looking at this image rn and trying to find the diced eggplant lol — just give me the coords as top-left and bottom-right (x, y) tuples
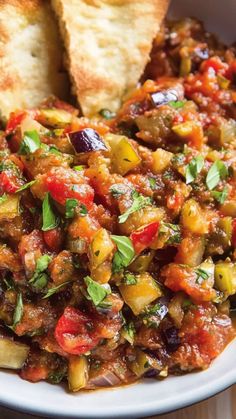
(89, 228), (114, 269)
(127, 348), (162, 377)
(215, 262), (236, 296)
(38, 109), (73, 128)
(119, 272), (162, 315)
(129, 250), (155, 273)
(181, 199), (208, 235)
(0, 338), (29, 369)
(68, 356), (88, 392)
(69, 128), (107, 153)
(0, 194), (20, 221)
(151, 148), (173, 174)
(105, 133), (141, 175)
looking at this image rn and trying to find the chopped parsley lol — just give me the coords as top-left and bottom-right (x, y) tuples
(80, 204), (88, 216)
(211, 186), (228, 204)
(185, 155), (204, 184)
(169, 100), (185, 109)
(42, 193), (59, 231)
(123, 272), (137, 285)
(29, 254), (52, 289)
(122, 321), (135, 345)
(42, 281), (70, 299)
(111, 235), (135, 273)
(65, 198), (78, 219)
(148, 177), (157, 190)
(84, 276), (110, 306)
(206, 160), (228, 190)
(99, 109), (116, 119)
(16, 180), (36, 193)
(110, 184), (126, 199)
(118, 190), (152, 223)
(18, 130), (41, 155)
(12, 293), (23, 328)
(195, 268), (210, 284)
(0, 193), (8, 204)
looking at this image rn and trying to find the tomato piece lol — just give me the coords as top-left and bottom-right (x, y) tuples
(200, 57), (228, 75)
(130, 222), (159, 254)
(6, 109), (38, 134)
(54, 307), (99, 355)
(0, 170), (22, 193)
(225, 59), (236, 81)
(43, 227), (64, 252)
(162, 263), (216, 302)
(44, 168), (94, 208)
(232, 219), (236, 248)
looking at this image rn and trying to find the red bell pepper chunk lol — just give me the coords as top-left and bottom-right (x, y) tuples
(0, 171), (22, 193)
(130, 221), (159, 254)
(43, 227), (64, 252)
(54, 307), (99, 355)
(232, 219), (236, 248)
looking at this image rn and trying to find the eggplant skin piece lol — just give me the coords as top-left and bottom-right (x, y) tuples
(0, 338), (29, 369)
(0, 0), (69, 117)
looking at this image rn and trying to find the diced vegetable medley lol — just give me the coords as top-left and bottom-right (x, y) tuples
(0, 18), (235, 391)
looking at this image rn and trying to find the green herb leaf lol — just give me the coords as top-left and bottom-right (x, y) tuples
(42, 193), (59, 231)
(110, 184), (126, 199)
(12, 293), (23, 328)
(99, 109), (116, 119)
(159, 222), (181, 245)
(49, 145), (61, 155)
(0, 193), (8, 204)
(211, 186), (228, 204)
(122, 321), (135, 345)
(206, 160), (228, 190)
(80, 204), (88, 216)
(185, 155), (204, 184)
(148, 177), (157, 190)
(123, 272), (137, 285)
(29, 254), (52, 289)
(111, 235), (135, 273)
(118, 191), (152, 224)
(42, 281), (70, 299)
(16, 180), (36, 193)
(18, 130), (41, 155)
(169, 100), (185, 109)
(195, 268), (210, 284)
(73, 165), (84, 171)
(84, 276), (109, 306)
(65, 198), (78, 219)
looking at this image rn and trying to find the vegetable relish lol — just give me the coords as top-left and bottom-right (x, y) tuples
(0, 18), (236, 391)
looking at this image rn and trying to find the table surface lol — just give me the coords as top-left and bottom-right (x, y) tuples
(0, 385), (235, 419)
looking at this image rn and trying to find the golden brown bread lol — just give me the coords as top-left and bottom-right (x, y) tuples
(51, 0), (169, 116)
(0, 0), (69, 117)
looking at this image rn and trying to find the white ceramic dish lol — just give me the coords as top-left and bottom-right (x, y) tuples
(0, 0), (236, 417)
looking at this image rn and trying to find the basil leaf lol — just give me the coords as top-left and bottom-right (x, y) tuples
(169, 100), (185, 109)
(0, 193), (8, 204)
(42, 281), (70, 299)
(206, 160), (228, 190)
(12, 293), (23, 328)
(118, 191), (152, 223)
(84, 276), (109, 306)
(16, 180), (36, 193)
(212, 186), (228, 204)
(42, 193), (59, 231)
(123, 272), (137, 285)
(29, 254), (52, 289)
(65, 198), (78, 219)
(80, 204), (88, 216)
(185, 155), (204, 184)
(18, 130), (41, 155)
(111, 235), (135, 273)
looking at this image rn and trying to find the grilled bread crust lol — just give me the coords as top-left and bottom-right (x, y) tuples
(0, 0), (69, 117)
(51, 0), (169, 116)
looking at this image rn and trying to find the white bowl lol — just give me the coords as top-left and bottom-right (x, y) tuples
(0, 0), (236, 417)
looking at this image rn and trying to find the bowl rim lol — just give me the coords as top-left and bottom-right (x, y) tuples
(0, 339), (235, 418)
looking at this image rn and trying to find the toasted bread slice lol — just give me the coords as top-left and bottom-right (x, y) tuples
(0, 0), (69, 117)
(51, 0), (169, 116)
